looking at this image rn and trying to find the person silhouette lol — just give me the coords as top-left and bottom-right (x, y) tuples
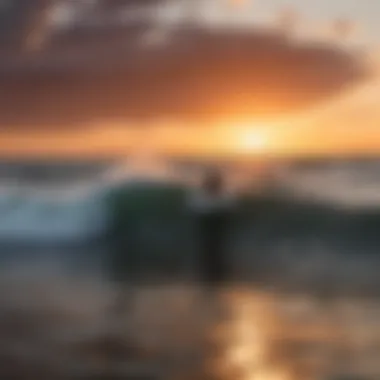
(187, 167), (236, 378)
(188, 167), (235, 288)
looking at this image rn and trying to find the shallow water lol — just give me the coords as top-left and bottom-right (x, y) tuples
(0, 163), (379, 379)
(0, 244), (379, 380)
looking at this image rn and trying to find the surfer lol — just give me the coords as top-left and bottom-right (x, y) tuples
(188, 167), (235, 379)
(188, 167), (235, 288)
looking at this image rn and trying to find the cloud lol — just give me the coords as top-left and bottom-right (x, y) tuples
(303, 75), (380, 131)
(0, 1), (370, 129)
(330, 18), (357, 40)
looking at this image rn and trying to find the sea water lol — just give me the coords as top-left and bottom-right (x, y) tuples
(0, 157), (379, 379)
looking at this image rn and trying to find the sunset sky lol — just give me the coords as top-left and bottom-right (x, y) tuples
(1, 0), (379, 158)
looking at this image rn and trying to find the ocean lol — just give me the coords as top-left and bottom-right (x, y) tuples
(0, 157), (379, 379)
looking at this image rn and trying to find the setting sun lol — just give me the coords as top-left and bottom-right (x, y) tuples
(217, 124), (273, 156)
(240, 131), (268, 151)
(234, 127), (270, 153)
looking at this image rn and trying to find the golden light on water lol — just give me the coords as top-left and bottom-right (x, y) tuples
(219, 290), (292, 380)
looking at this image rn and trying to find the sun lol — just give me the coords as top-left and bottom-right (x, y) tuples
(240, 131), (267, 150)
(219, 123), (272, 155)
(236, 128), (269, 153)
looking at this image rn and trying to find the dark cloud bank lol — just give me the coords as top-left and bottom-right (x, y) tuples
(0, 0), (370, 129)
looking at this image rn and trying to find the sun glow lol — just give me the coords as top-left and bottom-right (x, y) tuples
(240, 131), (268, 151)
(232, 125), (271, 153)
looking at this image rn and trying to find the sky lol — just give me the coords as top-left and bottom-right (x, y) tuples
(0, 0), (379, 158)
(170, 0), (379, 46)
(250, 0), (379, 42)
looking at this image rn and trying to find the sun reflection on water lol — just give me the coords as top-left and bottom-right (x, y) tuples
(198, 290), (283, 380)
(220, 290), (291, 380)
(204, 286), (380, 380)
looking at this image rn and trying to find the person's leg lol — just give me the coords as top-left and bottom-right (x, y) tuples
(197, 215), (233, 380)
